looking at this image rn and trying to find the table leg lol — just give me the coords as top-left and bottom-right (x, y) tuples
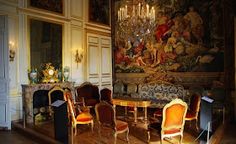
(113, 105), (116, 115)
(144, 107), (148, 124)
(134, 106), (137, 124)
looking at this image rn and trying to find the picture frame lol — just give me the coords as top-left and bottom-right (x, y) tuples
(29, 0), (63, 15)
(89, 0), (110, 26)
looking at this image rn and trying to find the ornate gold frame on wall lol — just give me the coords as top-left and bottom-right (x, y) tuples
(88, 0), (111, 26)
(115, 72), (225, 88)
(28, 0), (64, 16)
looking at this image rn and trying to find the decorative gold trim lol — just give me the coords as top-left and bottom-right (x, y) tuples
(27, 0), (65, 16)
(85, 28), (111, 37)
(27, 16), (64, 70)
(88, 0), (111, 27)
(18, 8), (70, 22)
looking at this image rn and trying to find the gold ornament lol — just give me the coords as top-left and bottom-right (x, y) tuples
(42, 63), (59, 83)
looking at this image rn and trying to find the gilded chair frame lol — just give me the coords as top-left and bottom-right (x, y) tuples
(67, 94), (94, 135)
(161, 98), (188, 144)
(95, 101), (129, 144)
(148, 99), (187, 144)
(48, 86), (65, 116)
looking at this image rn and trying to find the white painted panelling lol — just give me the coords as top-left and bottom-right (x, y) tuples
(89, 77), (100, 84)
(101, 38), (110, 45)
(10, 96), (23, 121)
(8, 16), (18, 92)
(88, 45), (99, 75)
(88, 36), (99, 44)
(0, 103), (7, 124)
(87, 34), (112, 89)
(0, 80), (7, 93)
(0, 15), (10, 129)
(71, 27), (84, 84)
(101, 47), (111, 74)
(71, 20), (83, 27)
(71, 0), (83, 19)
(101, 77), (111, 83)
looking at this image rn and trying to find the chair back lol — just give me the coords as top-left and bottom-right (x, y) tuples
(162, 99), (188, 132)
(66, 93), (77, 124)
(95, 101), (115, 128)
(189, 93), (201, 117)
(48, 86), (65, 106)
(100, 88), (112, 104)
(76, 82), (100, 106)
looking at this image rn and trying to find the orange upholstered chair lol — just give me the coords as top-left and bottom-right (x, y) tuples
(185, 93), (201, 130)
(147, 99), (188, 144)
(65, 91), (93, 135)
(100, 88), (113, 105)
(95, 101), (129, 144)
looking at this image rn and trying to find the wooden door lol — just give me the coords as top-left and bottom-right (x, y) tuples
(0, 15), (10, 129)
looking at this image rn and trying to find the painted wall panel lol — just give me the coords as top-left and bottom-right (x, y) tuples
(88, 45), (99, 75)
(71, 27), (84, 84)
(71, 0), (83, 19)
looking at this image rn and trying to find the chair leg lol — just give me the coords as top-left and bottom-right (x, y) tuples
(179, 135), (183, 144)
(74, 125), (77, 136)
(126, 128), (129, 143)
(114, 133), (117, 144)
(91, 121), (94, 132)
(147, 130), (150, 143)
(160, 135), (163, 144)
(195, 119), (199, 131)
(98, 125), (101, 142)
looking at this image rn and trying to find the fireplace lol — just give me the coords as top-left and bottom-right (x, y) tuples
(22, 82), (74, 125)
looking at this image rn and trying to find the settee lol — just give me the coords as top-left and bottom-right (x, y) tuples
(113, 81), (186, 108)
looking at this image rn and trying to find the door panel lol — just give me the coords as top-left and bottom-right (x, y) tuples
(0, 15), (10, 129)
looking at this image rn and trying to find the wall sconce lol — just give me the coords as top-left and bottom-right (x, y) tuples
(9, 41), (15, 62)
(75, 49), (83, 67)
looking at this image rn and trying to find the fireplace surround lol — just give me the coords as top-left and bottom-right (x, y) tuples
(22, 82), (74, 125)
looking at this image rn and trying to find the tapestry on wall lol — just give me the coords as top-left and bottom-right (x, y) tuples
(114, 0), (224, 73)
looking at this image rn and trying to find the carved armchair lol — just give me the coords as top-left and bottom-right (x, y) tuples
(75, 82), (100, 107)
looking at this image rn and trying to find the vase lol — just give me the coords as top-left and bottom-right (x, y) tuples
(29, 69), (38, 84)
(63, 71), (69, 82)
(58, 70), (62, 82)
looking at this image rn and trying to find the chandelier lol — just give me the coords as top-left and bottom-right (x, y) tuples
(116, 0), (156, 42)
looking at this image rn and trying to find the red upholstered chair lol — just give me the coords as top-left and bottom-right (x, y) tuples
(100, 88), (113, 105)
(76, 82), (100, 107)
(64, 91), (93, 135)
(185, 93), (201, 130)
(95, 101), (129, 144)
(153, 108), (163, 118)
(147, 99), (188, 144)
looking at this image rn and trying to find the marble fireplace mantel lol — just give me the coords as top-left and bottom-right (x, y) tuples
(21, 82), (74, 125)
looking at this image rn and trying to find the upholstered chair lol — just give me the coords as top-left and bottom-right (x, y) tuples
(65, 91), (93, 135)
(185, 93), (201, 130)
(147, 99), (188, 144)
(76, 82), (100, 107)
(95, 101), (129, 144)
(100, 88), (113, 105)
